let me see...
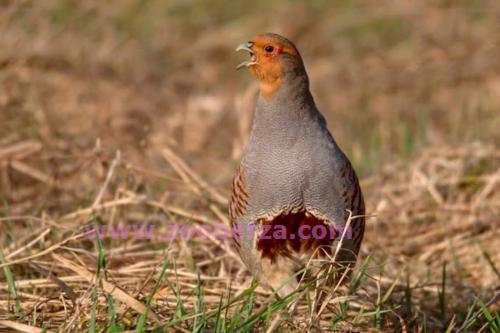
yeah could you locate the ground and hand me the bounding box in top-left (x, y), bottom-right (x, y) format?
top-left (0, 1), bottom-right (499, 332)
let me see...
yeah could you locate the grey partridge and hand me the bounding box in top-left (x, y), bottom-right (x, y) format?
top-left (230, 33), bottom-right (365, 297)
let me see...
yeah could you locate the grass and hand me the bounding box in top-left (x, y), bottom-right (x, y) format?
top-left (439, 262), bottom-right (447, 327)
top-left (479, 300), bottom-right (500, 333)
top-left (136, 257), bottom-right (169, 332)
top-left (0, 248), bottom-right (23, 319)
top-left (0, 0), bottom-right (499, 332)
top-left (89, 219), bottom-right (106, 333)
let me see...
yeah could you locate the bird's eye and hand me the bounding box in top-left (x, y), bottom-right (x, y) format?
top-left (264, 45), bottom-right (274, 53)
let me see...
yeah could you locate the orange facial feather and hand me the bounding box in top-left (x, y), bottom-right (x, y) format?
top-left (246, 34), bottom-right (301, 100)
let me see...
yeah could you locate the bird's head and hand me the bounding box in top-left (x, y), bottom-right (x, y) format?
top-left (236, 33), bottom-right (306, 100)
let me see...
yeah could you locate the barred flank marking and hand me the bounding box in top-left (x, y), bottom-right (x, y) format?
top-left (236, 177), bottom-right (249, 199)
top-left (229, 165), bottom-right (249, 249)
top-left (350, 181), bottom-right (360, 209)
top-left (341, 161), bottom-right (365, 256)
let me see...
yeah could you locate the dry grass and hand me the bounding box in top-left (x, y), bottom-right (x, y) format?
top-left (0, 1), bottom-right (499, 332)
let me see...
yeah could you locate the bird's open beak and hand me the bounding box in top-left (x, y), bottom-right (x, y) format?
top-left (236, 43), bottom-right (257, 70)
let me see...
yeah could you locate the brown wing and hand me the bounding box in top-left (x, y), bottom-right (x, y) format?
top-left (228, 164), bottom-right (249, 249)
top-left (339, 160), bottom-right (366, 257)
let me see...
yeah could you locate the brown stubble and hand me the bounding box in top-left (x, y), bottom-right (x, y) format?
top-left (2, 3), bottom-right (500, 331)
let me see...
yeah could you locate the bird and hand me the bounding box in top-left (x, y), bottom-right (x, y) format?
top-left (230, 33), bottom-right (365, 297)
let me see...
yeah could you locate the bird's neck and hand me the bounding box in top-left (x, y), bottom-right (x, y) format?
top-left (259, 69), bottom-right (311, 106)
top-left (249, 73), bottom-right (318, 142)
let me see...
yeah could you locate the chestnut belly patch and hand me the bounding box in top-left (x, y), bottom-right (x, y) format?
top-left (256, 212), bottom-right (349, 262)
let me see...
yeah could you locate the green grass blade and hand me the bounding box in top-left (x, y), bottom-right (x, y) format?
top-left (0, 248), bottom-right (24, 319)
top-left (89, 216), bottom-right (106, 333)
top-left (478, 299), bottom-right (499, 333)
top-left (438, 261), bottom-right (447, 326)
top-left (136, 257), bottom-right (169, 333)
